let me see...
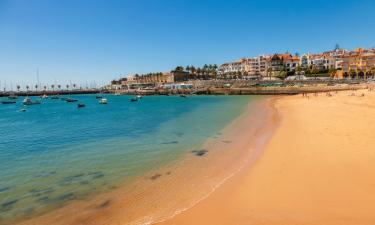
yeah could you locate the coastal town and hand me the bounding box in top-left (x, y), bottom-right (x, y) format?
top-left (108, 46), bottom-right (375, 94)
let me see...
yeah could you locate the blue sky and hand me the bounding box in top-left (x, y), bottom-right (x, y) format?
top-left (0, 0), bottom-right (375, 87)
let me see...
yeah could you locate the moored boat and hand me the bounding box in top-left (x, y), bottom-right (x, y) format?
top-left (23, 97), bottom-right (41, 105)
top-left (1, 100), bottom-right (16, 104)
top-left (77, 103), bottom-right (85, 108)
top-left (99, 98), bottom-right (108, 104)
top-left (130, 97), bottom-right (138, 102)
top-left (8, 94), bottom-right (18, 100)
top-left (66, 98), bottom-right (78, 102)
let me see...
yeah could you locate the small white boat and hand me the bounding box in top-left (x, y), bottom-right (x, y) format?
top-left (23, 97), bottom-right (41, 105)
top-left (99, 98), bottom-right (108, 104)
top-left (137, 95), bottom-right (142, 99)
top-left (40, 94), bottom-right (48, 99)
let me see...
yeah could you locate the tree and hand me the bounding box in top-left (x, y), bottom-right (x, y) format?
top-left (174, 66), bottom-right (184, 72)
top-left (203, 64), bottom-right (209, 79)
top-left (43, 86), bottom-right (47, 91)
top-left (16, 85), bottom-right (20, 92)
top-left (66, 84), bottom-right (69, 90)
top-left (296, 65), bottom-right (302, 74)
top-left (211, 69), bottom-right (218, 80)
top-left (371, 66), bottom-right (375, 79)
top-left (237, 71), bottom-right (243, 79)
top-left (197, 68), bottom-right (202, 78)
top-left (267, 67), bottom-right (273, 80)
top-left (26, 85), bottom-right (29, 92)
top-left (278, 70), bottom-right (287, 80)
top-left (190, 66), bottom-right (196, 75)
top-left (311, 66), bottom-right (319, 80)
top-left (35, 85), bottom-right (38, 91)
top-left (51, 84), bottom-right (55, 92)
top-left (57, 84), bottom-right (61, 90)
top-left (349, 69), bottom-right (357, 79)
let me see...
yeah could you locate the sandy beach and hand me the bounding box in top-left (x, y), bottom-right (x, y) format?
top-left (159, 88), bottom-right (375, 225)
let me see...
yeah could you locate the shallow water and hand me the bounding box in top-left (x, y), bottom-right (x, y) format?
top-left (0, 94), bottom-right (254, 222)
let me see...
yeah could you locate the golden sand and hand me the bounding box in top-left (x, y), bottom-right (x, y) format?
top-left (159, 89), bottom-right (375, 225)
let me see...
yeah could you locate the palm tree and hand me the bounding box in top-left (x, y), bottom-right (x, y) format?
top-left (66, 84), bottom-right (69, 90)
top-left (51, 84), bottom-right (55, 92)
top-left (267, 67), bottom-right (273, 80)
top-left (208, 64), bottom-right (212, 78)
top-left (197, 68), bottom-right (202, 79)
top-left (57, 84), bottom-right (61, 91)
top-left (237, 71), bottom-right (243, 80)
top-left (43, 85), bottom-right (47, 92)
top-left (203, 64), bottom-right (208, 79)
top-left (35, 85), bottom-right (38, 91)
top-left (190, 66), bottom-right (196, 78)
top-left (349, 69), bottom-right (357, 79)
top-left (175, 66), bottom-right (184, 72)
top-left (371, 66), bottom-right (375, 79)
top-left (26, 85), bottom-right (30, 92)
top-left (16, 85), bottom-right (20, 92)
top-left (73, 84), bottom-right (76, 89)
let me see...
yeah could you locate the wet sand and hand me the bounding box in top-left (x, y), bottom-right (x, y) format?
top-left (159, 89), bottom-right (375, 225)
top-left (16, 97), bottom-right (278, 225)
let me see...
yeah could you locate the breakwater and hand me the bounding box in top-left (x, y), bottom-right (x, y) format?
top-left (0, 89), bottom-right (103, 97)
top-left (113, 83), bottom-right (369, 96)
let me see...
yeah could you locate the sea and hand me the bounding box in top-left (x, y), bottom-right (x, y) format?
top-left (0, 94), bottom-right (256, 224)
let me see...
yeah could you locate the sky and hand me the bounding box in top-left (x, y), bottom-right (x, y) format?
top-left (0, 0), bottom-right (375, 88)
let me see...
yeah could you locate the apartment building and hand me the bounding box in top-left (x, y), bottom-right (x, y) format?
top-left (219, 60), bottom-right (245, 75)
top-left (339, 48), bottom-right (375, 78)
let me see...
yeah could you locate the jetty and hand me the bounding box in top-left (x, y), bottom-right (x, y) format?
top-left (0, 89), bottom-right (104, 97)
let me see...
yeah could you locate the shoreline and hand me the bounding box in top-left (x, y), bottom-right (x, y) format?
top-left (158, 89), bottom-right (375, 225)
top-left (14, 96), bottom-right (279, 225)
top-left (1, 80), bottom-right (370, 98)
top-left (149, 97), bottom-right (281, 225)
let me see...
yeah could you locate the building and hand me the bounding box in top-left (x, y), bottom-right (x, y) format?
top-left (116, 72), bottom-right (175, 89)
top-left (172, 71), bottom-right (191, 82)
top-left (338, 48), bottom-right (375, 79)
top-left (244, 55), bottom-right (271, 77)
top-left (219, 60), bottom-right (245, 76)
top-left (269, 54), bottom-right (300, 75)
top-left (219, 55), bottom-right (272, 78)
top-left (301, 49), bottom-right (348, 71)
top-left (301, 54), bottom-right (335, 71)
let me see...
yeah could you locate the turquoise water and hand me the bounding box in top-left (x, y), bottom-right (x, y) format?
top-left (0, 94), bottom-right (252, 222)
